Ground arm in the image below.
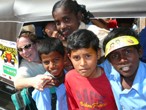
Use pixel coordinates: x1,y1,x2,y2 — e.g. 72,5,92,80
14,76,33,90
14,74,53,91
90,19,109,30
14,59,54,90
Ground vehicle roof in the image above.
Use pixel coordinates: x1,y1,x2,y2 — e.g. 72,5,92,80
1,0,146,21
0,0,146,41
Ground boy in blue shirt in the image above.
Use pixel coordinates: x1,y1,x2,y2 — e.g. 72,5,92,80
32,37,68,110
103,27,146,110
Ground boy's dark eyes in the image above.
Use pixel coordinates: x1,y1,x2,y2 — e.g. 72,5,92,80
55,21,60,26
64,18,69,22
43,61,50,65
109,53,119,59
85,54,91,58
72,54,91,61
42,58,60,65
54,58,60,63
73,56,80,60
109,47,136,60
125,48,133,54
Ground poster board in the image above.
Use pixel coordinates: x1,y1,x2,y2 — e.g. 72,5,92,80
0,39,18,82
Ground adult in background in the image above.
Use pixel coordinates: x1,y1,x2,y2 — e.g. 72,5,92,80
14,31,53,91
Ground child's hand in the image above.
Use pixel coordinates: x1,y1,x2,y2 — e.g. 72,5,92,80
32,74,53,91
43,78,56,88
43,73,60,88
46,30,65,41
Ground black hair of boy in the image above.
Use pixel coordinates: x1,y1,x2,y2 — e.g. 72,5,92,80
37,37,65,60
116,18,135,28
66,29,99,54
103,27,141,56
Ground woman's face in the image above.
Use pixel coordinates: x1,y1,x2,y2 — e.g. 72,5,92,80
53,6,81,39
17,37,38,62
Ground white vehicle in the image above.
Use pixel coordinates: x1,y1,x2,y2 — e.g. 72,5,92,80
0,0,146,109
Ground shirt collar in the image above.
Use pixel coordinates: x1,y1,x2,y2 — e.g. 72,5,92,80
110,65,121,81
110,61,145,94
132,61,145,92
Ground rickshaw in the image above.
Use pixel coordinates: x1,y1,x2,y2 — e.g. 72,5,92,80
0,0,146,109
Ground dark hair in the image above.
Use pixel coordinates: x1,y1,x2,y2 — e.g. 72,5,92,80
37,37,65,60
103,27,141,53
66,29,99,54
116,18,135,28
18,31,37,44
52,0,94,24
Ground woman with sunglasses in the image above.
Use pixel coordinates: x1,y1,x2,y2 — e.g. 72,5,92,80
14,31,53,91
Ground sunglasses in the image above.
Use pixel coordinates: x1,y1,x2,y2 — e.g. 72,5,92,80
17,43,32,52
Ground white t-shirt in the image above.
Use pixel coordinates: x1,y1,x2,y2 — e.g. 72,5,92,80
79,22,109,56
16,59,45,78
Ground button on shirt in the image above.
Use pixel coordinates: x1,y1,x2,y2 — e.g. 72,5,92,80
107,61,146,110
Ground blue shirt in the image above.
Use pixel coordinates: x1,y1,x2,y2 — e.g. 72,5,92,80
101,61,146,110
32,71,68,110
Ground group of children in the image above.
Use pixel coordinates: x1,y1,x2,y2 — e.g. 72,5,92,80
32,28,146,110
14,0,146,110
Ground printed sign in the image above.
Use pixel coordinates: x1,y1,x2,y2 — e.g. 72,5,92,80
0,39,19,81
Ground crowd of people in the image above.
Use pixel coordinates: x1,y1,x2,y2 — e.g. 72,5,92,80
13,0,146,110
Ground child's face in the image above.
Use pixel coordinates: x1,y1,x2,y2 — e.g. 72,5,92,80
44,22,57,37
68,47,99,78
64,55,74,71
108,46,142,78
53,6,80,39
41,51,64,77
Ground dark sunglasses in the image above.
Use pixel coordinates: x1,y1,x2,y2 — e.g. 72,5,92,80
17,44,32,52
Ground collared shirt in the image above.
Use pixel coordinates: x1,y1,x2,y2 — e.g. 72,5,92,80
32,71,68,110
104,61,146,110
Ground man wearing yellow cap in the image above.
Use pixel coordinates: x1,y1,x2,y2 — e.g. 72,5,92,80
102,28,146,110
